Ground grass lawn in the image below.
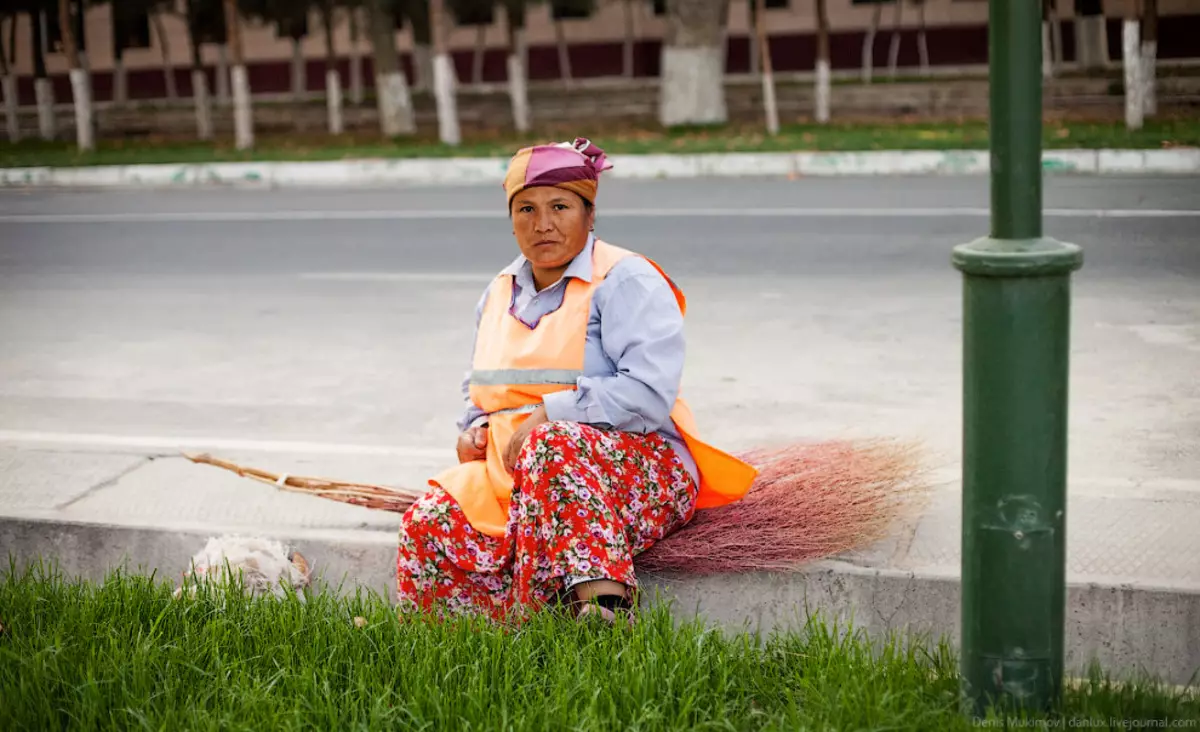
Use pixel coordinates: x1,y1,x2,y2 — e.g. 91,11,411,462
1,565,1196,731
2,118,1198,169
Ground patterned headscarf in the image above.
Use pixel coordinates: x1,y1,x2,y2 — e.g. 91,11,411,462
503,138,613,210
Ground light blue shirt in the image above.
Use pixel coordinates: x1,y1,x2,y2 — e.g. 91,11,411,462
458,235,699,483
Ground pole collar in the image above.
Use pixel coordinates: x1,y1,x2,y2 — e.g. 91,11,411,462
952,237,1084,278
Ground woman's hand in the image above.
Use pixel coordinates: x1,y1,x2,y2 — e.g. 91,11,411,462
456,426,489,464
503,406,549,473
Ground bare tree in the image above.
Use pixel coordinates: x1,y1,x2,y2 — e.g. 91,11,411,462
503,0,529,132
151,9,179,98
1142,0,1157,116
31,8,56,140
886,0,901,79
223,0,254,148
622,0,635,79
430,0,460,144
659,0,728,126
59,0,94,149
347,4,363,103
1122,0,1142,130
1,13,19,141
753,0,776,134
364,0,415,136
815,0,829,124
861,1,881,83
317,0,344,133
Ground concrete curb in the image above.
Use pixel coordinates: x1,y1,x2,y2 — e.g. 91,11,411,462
2,149,1198,188
2,515,1197,685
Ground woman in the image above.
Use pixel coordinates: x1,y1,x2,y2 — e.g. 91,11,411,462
396,138,757,622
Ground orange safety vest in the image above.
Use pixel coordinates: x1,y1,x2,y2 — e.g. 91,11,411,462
430,240,758,537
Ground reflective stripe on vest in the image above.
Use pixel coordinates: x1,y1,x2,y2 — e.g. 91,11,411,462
469,369,583,387
429,239,757,538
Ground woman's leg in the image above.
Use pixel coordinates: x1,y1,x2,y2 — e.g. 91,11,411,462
507,421,698,613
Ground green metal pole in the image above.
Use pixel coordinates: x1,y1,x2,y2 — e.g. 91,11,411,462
954,0,1083,717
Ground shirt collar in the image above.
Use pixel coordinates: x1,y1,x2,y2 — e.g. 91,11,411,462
500,234,596,289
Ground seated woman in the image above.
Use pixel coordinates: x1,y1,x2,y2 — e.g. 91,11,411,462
396,138,757,622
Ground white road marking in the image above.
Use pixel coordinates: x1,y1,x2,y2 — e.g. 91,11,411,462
0,430,450,459
2,207,1199,224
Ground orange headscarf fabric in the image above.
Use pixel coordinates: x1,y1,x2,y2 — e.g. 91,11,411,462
503,138,613,210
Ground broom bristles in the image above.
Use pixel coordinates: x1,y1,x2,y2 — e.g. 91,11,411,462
635,439,928,575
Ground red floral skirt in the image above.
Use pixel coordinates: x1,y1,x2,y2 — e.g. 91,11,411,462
396,421,698,620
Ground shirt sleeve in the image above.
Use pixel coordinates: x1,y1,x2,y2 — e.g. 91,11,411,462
542,260,684,433
456,285,491,433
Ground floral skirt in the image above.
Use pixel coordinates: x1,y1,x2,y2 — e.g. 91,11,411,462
396,421,698,620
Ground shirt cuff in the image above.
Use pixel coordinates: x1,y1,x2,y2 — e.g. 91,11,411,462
542,390,586,423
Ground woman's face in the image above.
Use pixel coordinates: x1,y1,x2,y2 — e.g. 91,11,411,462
511,186,595,276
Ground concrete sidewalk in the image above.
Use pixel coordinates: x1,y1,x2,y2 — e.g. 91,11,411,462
2,148,1199,189
2,443,1197,686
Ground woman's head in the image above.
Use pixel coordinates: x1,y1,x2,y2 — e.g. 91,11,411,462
503,138,611,284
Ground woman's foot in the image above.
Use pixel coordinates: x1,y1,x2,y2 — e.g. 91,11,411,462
574,591,634,624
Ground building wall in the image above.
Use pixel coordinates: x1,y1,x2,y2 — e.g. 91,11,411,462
4,0,1199,85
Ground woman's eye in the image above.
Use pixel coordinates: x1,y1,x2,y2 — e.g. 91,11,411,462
519,206,533,213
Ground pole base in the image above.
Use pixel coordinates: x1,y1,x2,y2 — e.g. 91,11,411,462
953,237,1083,278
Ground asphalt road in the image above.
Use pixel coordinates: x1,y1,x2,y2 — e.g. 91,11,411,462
1,176,1198,489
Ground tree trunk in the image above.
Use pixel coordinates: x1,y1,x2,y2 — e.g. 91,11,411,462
322,4,343,134
815,0,830,124
216,44,230,102
152,12,178,99
622,0,635,78
504,2,530,132
747,0,757,76
887,0,902,79
0,17,15,143
291,37,306,100
1122,0,1142,130
114,56,129,104
471,25,485,86
916,0,928,73
365,0,415,136
659,0,728,126
32,12,55,141
862,3,880,83
348,7,364,104
554,19,572,88
223,0,254,149
1075,3,1108,70
412,45,433,92
1051,11,1063,69
1142,0,1157,116
59,0,93,150
753,0,776,134
430,0,460,145
192,68,213,139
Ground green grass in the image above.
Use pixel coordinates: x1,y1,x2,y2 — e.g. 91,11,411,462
3,118,1198,169
1,564,1196,731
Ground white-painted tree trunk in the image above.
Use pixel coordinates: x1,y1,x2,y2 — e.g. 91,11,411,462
659,46,725,126
35,78,55,140
472,25,486,85
413,44,434,92
348,12,364,104
231,63,254,149
291,39,306,99
507,31,530,132
1075,15,1108,69
3,75,19,142
1122,19,1143,130
433,53,460,145
815,58,830,124
760,63,777,135
1042,21,1053,79
554,21,573,88
887,0,902,79
114,58,128,104
216,45,230,103
1141,40,1157,116
68,68,93,151
326,69,344,134
192,68,213,140
376,70,415,136
862,4,880,83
